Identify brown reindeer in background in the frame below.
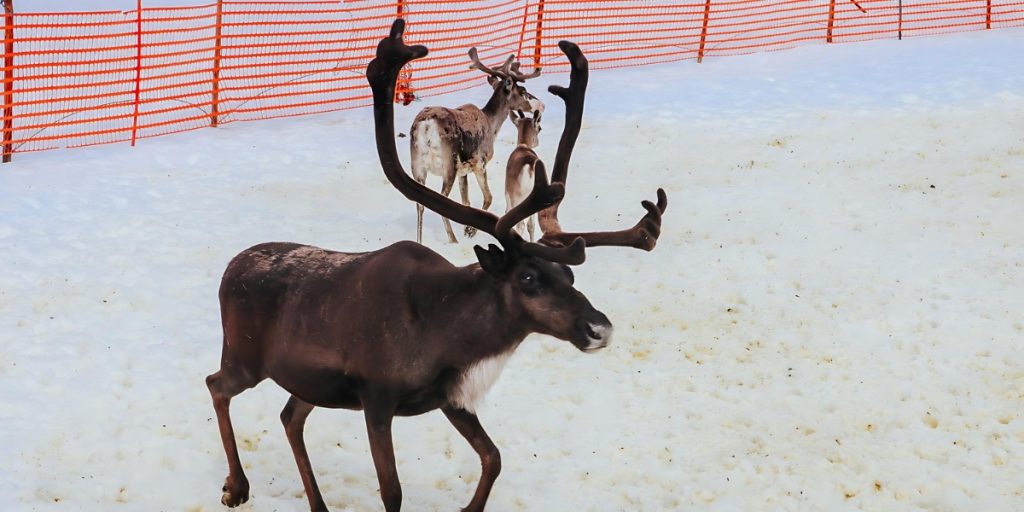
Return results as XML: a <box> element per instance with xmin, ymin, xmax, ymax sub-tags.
<box><xmin>504</xmin><ymin>109</ymin><xmax>542</xmax><ymax>241</ymax></box>
<box><xmin>206</xmin><ymin>20</ymin><xmax>667</xmax><ymax>512</ymax></box>
<box><xmin>410</xmin><ymin>48</ymin><xmax>542</xmax><ymax>244</ymax></box>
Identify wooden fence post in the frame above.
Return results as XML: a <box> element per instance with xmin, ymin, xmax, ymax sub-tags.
<box><xmin>2</xmin><ymin>0</ymin><xmax>14</xmax><ymax>162</ymax></box>
<box><xmin>130</xmin><ymin>0</ymin><xmax>143</xmax><ymax>146</ymax></box>
<box><xmin>211</xmin><ymin>0</ymin><xmax>222</xmax><ymax>126</ymax></box>
<box><xmin>697</xmin><ymin>0</ymin><xmax>711</xmax><ymax>63</ymax></box>
<box><xmin>986</xmin><ymin>0</ymin><xmax>992</xmax><ymax>29</ymax></box>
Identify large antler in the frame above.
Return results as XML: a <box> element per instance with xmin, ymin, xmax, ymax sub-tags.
<box><xmin>537</xmin><ymin>41</ymin><xmax>668</xmax><ymax>251</ymax></box>
<box><xmin>367</xmin><ymin>20</ymin><xmax>581</xmax><ymax>264</ymax></box>
<box><xmin>509</xmin><ymin>61</ymin><xmax>542</xmax><ymax>81</ymax></box>
<box><xmin>469</xmin><ymin>47</ymin><xmax>540</xmax><ymax>83</ymax></box>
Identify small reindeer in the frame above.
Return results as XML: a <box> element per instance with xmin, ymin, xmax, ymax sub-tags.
<box><xmin>505</xmin><ymin>110</ymin><xmax>542</xmax><ymax>241</ymax></box>
<box><xmin>206</xmin><ymin>20</ymin><xmax>667</xmax><ymax>512</ymax></box>
<box><xmin>410</xmin><ymin>48</ymin><xmax>542</xmax><ymax>244</ymax></box>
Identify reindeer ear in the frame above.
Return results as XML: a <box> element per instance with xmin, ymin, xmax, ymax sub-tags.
<box><xmin>487</xmin><ymin>75</ymin><xmax>500</xmax><ymax>88</ymax></box>
<box><xmin>474</xmin><ymin>244</ymin><xmax>508</xmax><ymax>276</ymax></box>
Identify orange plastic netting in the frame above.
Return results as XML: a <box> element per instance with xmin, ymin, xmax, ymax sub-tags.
<box><xmin>1</xmin><ymin>0</ymin><xmax>1021</xmax><ymax>156</ymax></box>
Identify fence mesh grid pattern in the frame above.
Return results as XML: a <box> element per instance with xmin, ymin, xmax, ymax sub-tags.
<box><xmin>2</xmin><ymin>0</ymin><xmax>1022</xmax><ymax>156</ymax></box>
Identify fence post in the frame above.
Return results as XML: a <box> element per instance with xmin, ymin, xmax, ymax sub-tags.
<box><xmin>394</xmin><ymin>0</ymin><xmax>415</xmax><ymax>105</ymax></box>
<box><xmin>697</xmin><ymin>0</ymin><xmax>711</xmax><ymax>63</ymax></box>
<box><xmin>130</xmin><ymin>0</ymin><xmax>143</xmax><ymax>146</ymax></box>
<box><xmin>515</xmin><ymin>1</ymin><xmax>530</xmax><ymax>61</ymax></box>
<box><xmin>533</xmin><ymin>0</ymin><xmax>544</xmax><ymax>69</ymax></box>
<box><xmin>826</xmin><ymin>0</ymin><xmax>836</xmax><ymax>42</ymax></box>
<box><xmin>211</xmin><ymin>0</ymin><xmax>222</xmax><ymax>127</ymax></box>
<box><xmin>2</xmin><ymin>0</ymin><xmax>13</xmax><ymax>162</ymax></box>
<box><xmin>985</xmin><ymin>0</ymin><xmax>991</xmax><ymax>28</ymax></box>
<box><xmin>897</xmin><ymin>0</ymin><xmax>903</xmax><ymax>40</ymax></box>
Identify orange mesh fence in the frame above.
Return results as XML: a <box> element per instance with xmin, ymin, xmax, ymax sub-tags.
<box><xmin>2</xmin><ymin>0</ymin><xmax>1022</xmax><ymax>158</ymax></box>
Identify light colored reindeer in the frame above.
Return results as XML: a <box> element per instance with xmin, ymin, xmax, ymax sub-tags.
<box><xmin>505</xmin><ymin>109</ymin><xmax>542</xmax><ymax>241</ymax></box>
<box><xmin>410</xmin><ymin>48</ymin><xmax>542</xmax><ymax>244</ymax></box>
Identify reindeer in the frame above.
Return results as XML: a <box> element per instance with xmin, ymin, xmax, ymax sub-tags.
<box><xmin>410</xmin><ymin>47</ymin><xmax>542</xmax><ymax>244</ymax></box>
<box><xmin>504</xmin><ymin>109</ymin><xmax>542</xmax><ymax>241</ymax></box>
<box><xmin>206</xmin><ymin>20</ymin><xmax>667</xmax><ymax>512</ymax></box>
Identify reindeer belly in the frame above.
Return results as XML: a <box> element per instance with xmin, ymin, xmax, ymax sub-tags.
<box><xmin>272</xmin><ymin>353</ymin><xmax>460</xmax><ymax>416</ymax></box>
<box><xmin>273</xmin><ymin>368</ymin><xmax>364</xmax><ymax>410</ymax></box>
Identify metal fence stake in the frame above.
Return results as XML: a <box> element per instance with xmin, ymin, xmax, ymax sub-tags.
<box><xmin>2</xmin><ymin>0</ymin><xmax>14</xmax><ymax>162</ymax></box>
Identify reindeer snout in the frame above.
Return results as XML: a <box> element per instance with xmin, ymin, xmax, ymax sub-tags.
<box><xmin>579</xmin><ymin>315</ymin><xmax>613</xmax><ymax>353</ymax></box>
<box><xmin>527</xmin><ymin>96</ymin><xmax>545</xmax><ymax>115</ymax></box>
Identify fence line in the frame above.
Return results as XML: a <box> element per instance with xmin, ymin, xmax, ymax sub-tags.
<box><xmin>1</xmin><ymin>0</ymin><xmax>1022</xmax><ymax>159</ymax></box>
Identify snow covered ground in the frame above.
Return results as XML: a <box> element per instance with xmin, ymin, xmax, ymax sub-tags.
<box><xmin>1</xmin><ymin>27</ymin><xmax>1023</xmax><ymax>512</ymax></box>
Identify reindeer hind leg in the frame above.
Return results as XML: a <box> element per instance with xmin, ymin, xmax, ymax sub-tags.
<box><xmin>411</xmin><ymin>148</ymin><xmax>428</xmax><ymax>245</ymax></box>
<box><xmin>459</xmin><ymin>174</ymin><xmax>471</xmax><ymax>207</ymax></box>
<box><xmin>206</xmin><ymin>364</ymin><xmax>260</xmax><ymax>507</ymax></box>
<box><xmin>475</xmin><ymin>166</ymin><xmax>493</xmax><ymax>212</ymax></box>
<box><xmin>440</xmin><ymin>168</ymin><xmax>459</xmax><ymax>244</ymax></box>
<box><xmin>466</xmin><ymin>165</ymin><xmax>492</xmax><ymax>238</ymax></box>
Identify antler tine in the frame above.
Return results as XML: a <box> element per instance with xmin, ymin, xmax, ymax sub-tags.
<box><xmin>509</xmin><ymin>61</ymin><xmax>542</xmax><ymax>81</ymax></box>
<box><xmin>535</xmin><ymin>41</ymin><xmax>669</xmax><ymax>251</ymax></box>
<box><xmin>537</xmin><ymin>40</ymin><xmax>588</xmax><ymax>237</ymax></box>
<box><xmin>520</xmin><ymin>236</ymin><xmax>585</xmax><ymax>264</ymax></box>
<box><xmin>498</xmin><ymin>54</ymin><xmax>515</xmax><ymax>75</ymax></box>
<box><xmin>495</xmin><ymin>162</ymin><xmax>585</xmax><ymax>265</ymax></box>
<box><xmin>467</xmin><ymin>47</ymin><xmax>511</xmax><ymax>80</ymax></box>
<box><xmin>368</xmin><ymin>20</ymin><xmax>501</xmax><ymax>240</ymax></box>
<box><xmin>539</xmin><ymin>189</ymin><xmax>668</xmax><ymax>251</ymax></box>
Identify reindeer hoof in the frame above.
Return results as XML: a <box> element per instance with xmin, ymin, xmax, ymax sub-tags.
<box><xmin>220</xmin><ymin>477</ymin><xmax>250</xmax><ymax>507</ymax></box>
<box><xmin>464</xmin><ymin>226</ymin><xmax>478</xmax><ymax>238</ymax></box>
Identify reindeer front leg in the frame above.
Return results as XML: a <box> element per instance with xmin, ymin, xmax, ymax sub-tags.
<box><xmin>442</xmin><ymin>406</ymin><xmax>501</xmax><ymax>512</ymax></box>
<box><xmin>365</xmin><ymin>398</ymin><xmax>402</xmax><ymax>511</ymax></box>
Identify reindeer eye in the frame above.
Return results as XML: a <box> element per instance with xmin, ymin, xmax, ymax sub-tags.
<box><xmin>518</xmin><ymin>270</ymin><xmax>538</xmax><ymax>287</ymax></box>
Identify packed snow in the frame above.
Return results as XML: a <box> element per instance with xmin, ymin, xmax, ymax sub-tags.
<box><xmin>1</xmin><ymin>27</ymin><xmax>1022</xmax><ymax>512</ymax></box>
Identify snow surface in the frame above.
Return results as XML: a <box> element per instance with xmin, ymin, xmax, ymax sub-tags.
<box><xmin>1</xmin><ymin>28</ymin><xmax>1023</xmax><ymax>512</ymax></box>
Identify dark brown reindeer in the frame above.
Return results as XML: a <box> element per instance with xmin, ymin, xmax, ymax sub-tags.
<box><xmin>206</xmin><ymin>19</ymin><xmax>667</xmax><ymax>512</ymax></box>
<box><xmin>504</xmin><ymin>109</ymin><xmax>542</xmax><ymax>241</ymax></box>
<box><xmin>410</xmin><ymin>47</ymin><xmax>542</xmax><ymax>244</ymax></box>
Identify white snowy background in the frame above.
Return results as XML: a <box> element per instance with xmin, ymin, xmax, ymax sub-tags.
<box><xmin>0</xmin><ymin>13</ymin><xmax>1022</xmax><ymax>512</ymax></box>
